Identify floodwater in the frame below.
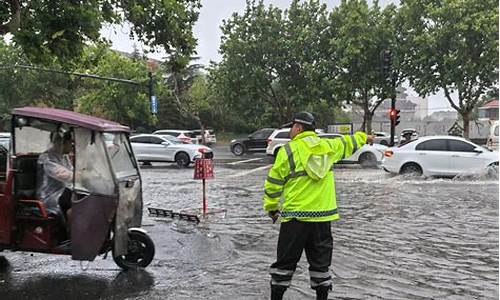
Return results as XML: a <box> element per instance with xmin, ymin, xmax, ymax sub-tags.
<box><xmin>139</xmin><ymin>164</ymin><xmax>499</xmax><ymax>299</ymax></box>
<box><xmin>0</xmin><ymin>161</ymin><xmax>498</xmax><ymax>300</ymax></box>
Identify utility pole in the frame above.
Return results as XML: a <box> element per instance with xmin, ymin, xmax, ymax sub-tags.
<box><xmin>390</xmin><ymin>72</ymin><xmax>397</xmax><ymax>146</ymax></box>
<box><xmin>382</xmin><ymin>49</ymin><xmax>397</xmax><ymax>146</ymax></box>
<box><xmin>148</xmin><ymin>71</ymin><xmax>157</xmax><ymax>115</ymax></box>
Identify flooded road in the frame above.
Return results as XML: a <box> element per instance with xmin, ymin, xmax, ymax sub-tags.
<box><xmin>0</xmin><ymin>157</ymin><xmax>498</xmax><ymax>299</ymax></box>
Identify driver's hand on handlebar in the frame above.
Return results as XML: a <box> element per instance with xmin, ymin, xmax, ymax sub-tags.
<box><xmin>268</xmin><ymin>210</ymin><xmax>280</xmax><ymax>223</ymax></box>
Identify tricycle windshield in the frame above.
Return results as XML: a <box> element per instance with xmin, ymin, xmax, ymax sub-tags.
<box><xmin>14</xmin><ymin>119</ymin><xmax>54</xmax><ymax>154</ymax></box>
<box><xmin>103</xmin><ymin>133</ymin><xmax>138</xmax><ymax>179</ymax></box>
<box><xmin>74</xmin><ymin>128</ymin><xmax>114</xmax><ymax>195</ymax></box>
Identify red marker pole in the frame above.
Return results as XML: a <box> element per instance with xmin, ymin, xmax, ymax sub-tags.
<box><xmin>194</xmin><ymin>151</ymin><xmax>214</xmax><ymax>217</ymax></box>
<box><xmin>202</xmin><ymin>178</ymin><xmax>207</xmax><ymax>215</ymax></box>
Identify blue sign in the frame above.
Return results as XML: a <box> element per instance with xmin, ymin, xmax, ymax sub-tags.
<box><xmin>151</xmin><ymin>95</ymin><xmax>158</xmax><ymax>114</ymax></box>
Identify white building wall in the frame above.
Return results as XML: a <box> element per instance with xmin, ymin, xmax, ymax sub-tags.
<box><xmin>407</xmin><ymin>95</ymin><xmax>428</xmax><ymax>120</ymax></box>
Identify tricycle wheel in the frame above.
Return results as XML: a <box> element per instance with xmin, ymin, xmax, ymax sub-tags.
<box><xmin>113</xmin><ymin>230</ymin><xmax>155</xmax><ymax>270</ymax></box>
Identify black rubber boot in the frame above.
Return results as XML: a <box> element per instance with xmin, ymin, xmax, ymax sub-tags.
<box><xmin>271</xmin><ymin>285</ymin><xmax>286</xmax><ymax>300</ymax></box>
<box><xmin>315</xmin><ymin>286</ymin><xmax>330</xmax><ymax>300</ymax></box>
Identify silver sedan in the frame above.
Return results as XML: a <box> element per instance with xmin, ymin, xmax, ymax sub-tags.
<box><xmin>130</xmin><ymin>134</ymin><xmax>213</xmax><ymax>167</ymax></box>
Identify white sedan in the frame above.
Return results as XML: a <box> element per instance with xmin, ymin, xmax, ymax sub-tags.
<box><xmin>130</xmin><ymin>134</ymin><xmax>212</xmax><ymax>167</ymax></box>
<box><xmin>382</xmin><ymin>135</ymin><xmax>499</xmax><ymax>176</ymax></box>
<box><xmin>318</xmin><ymin>133</ymin><xmax>387</xmax><ymax>167</ymax></box>
<box><xmin>265</xmin><ymin>130</ymin><xmax>386</xmax><ymax>168</ymax></box>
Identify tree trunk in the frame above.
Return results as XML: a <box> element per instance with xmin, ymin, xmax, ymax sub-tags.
<box><xmin>365</xmin><ymin>113</ymin><xmax>373</xmax><ymax>134</ymax></box>
<box><xmin>462</xmin><ymin>111</ymin><xmax>470</xmax><ymax>139</ymax></box>
<box><xmin>360</xmin><ymin>118</ymin><xmax>366</xmax><ymax>132</ymax></box>
<box><xmin>200</xmin><ymin>123</ymin><xmax>206</xmax><ymax>145</ymax></box>
<box><xmin>362</xmin><ymin>98</ymin><xmax>372</xmax><ymax>133</ymax></box>
<box><xmin>194</xmin><ymin>115</ymin><xmax>205</xmax><ymax>144</ymax></box>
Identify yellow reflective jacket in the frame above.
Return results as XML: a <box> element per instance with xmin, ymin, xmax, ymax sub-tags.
<box><xmin>263</xmin><ymin>131</ymin><xmax>367</xmax><ymax>222</ymax></box>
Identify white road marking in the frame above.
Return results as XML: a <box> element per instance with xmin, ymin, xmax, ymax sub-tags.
<box><xmin>227</xmin><ymin>164</ymin><xmax>272</xmax><ymax>178</ymax></box>
<box><xmin>228</xmin><ymin>158</ymin><xmax>263</xmax><ymax>165</ymax></box>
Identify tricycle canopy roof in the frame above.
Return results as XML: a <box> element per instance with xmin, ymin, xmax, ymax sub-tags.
<box><xmin>12</xmin><ymin>107</ymin><xmax>130</xmax><ymax>133</ymax></box>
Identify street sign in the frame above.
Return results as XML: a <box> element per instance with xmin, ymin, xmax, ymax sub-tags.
<box><xmin>151</xmin><ymin>95</ymin><xmax>158</xmax><ymax>114</ymax></box>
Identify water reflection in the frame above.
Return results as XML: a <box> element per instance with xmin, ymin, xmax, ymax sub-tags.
<box><xmin>0</xmin><ymin>268</ymin><xmax>154</xmax><ymax>300</ymax></box>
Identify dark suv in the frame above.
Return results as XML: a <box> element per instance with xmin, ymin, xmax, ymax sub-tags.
<box><xmin>230</xmin><ymin>128</ymin><xmax>276</xmax><ymax>156</ymax></box>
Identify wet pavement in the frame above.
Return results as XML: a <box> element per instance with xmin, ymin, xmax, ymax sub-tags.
<box><xmin>0</xmin><ymin>149</ymin><xmax>498</xmax><ymax>299</ymax></box>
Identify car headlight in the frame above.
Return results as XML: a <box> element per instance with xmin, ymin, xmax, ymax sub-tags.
<box><xmin>230</xmin><ymin>139</ymin><xmax>236</xmax><ymax>143</ymax></box>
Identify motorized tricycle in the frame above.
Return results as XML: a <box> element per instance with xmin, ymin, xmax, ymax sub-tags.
<box><xmin>0</xmin><ymin>107</ymin><xmax>155</xmax><ymax>269</ymax></box>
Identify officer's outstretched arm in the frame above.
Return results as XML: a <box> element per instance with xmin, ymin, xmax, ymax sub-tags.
<box><xmin>263</xmin><ymin>147</ymin><xmax>288</xmax><ymax>213</ymax></box>
<box><xmin>324</xmin><ymin>132</ymin><xmax>368</xmax><ymax>164</ymax></box>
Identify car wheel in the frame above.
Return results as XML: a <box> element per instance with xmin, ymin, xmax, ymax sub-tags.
<box><xmin>380</xmin><ymin>140</ymin><xmax>388</xmax><ymax>146</ymax></box>
<box><xmin>487</xmin><ymin>162</ymin><xmax>499</xmax><ymax>176</ymax></box>
<box><xmin>113</xmin><ymin>230</ymin><xmax>155</xmax><ymax>270</ymax></box>
<box><xmin>175</xmin><ymin>152</ymin><xmax>190</xmax><ymax>167</ymax></box>
<box><xmin>231</xmin><ymin>144</ymin><xmax>245</xmax><ymax>156</ymax></box>
<box><xmin>358</xmin><ymin>152</ymin><xmax>377</xmax><ymax>168</ymax></box>
<box><xmin>400</xmin><ymin>163</ymin><xmax>423</xmax><ymax>176</ymax></box>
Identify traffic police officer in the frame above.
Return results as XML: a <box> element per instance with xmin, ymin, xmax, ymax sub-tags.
<box><xmin>263</xmin><ymin>112</ymin><xmax>373</xmax><ymax>300</ymax></box>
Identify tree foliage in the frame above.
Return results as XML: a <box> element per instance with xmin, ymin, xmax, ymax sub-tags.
<box><xmin>0</xmin><ymin>41</ymin><xmax>166</xmax><ymax>131</ymax></box>
<box><xmin>398</xmin><ymin>0</ymin><xmax>498</xmax><ymax>137</ymax></box>
<box><xmin>0</xmin><ymin>0</ymin><xmax>200</xmax><ymax>65</ymax></box>
<box><xmin>329</xmin><ymin>0</ymin><xmax>399</xmax><ymax>133</ymax></box>
<box><xmin>74</xmin><ymin>45</ymin><xmax>161</xmax><ymax>130</ymax></box>
<box><xmin>214</xmin><ymin>0</ymin><xmax>336</xmax><ymax>127</ymax></box>
<box><xmin>0</xmin><ymin>40</ymin><xmax>75</xmax><ymax>129</ymax></box>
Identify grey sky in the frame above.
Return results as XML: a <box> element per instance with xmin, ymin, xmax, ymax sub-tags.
<box><xmin>102</xmin><ymin>0</ymin><xmax>454</xmax><ymax>114</ymax></box>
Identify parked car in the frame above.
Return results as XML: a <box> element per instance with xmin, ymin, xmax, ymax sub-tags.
<box><xmin>487</xmin><ymin>120</ymin><xmax>499</xmax><ymax>151</ymax></box>
<box><xmin>0</xmin><ymin>132</ymin><xmax>10</xmax><ymax>150</ymax></box>
<box><xmin>372</xmin><ymin>131</ymin><xmax>392</xmax><ymax>146</ymax></box>
<box><xmin>266</xmin><ymin>128</ymin><xmax>292</xmax><ymax>157</ymax></box>
<box><xmin>152</xmin><ymin>129</ymin><xmax>197</xmax><ymax>144</ymax></box>
<box><xmin>193</xmin><ymin>129</ymin><xmax>217</xmax><ymax>145</ymax></box>
<box><xmin>382</xmin><ymin>136</ymin><xmax>499</xmax><ymax>176</ymax></box>
<box><xmin>398</xmin><ymin>128</ymin><xmax>419</xmax><ymax>146</ymax></box>
<box><xmin>266</xmin><ymin>128</ymin><xmax>326</xmax><ymax>157</ymax></box>
<box><xmin>230</xmin><ymin>128</ymin><xmax>276</xmax><ymax>156</ymax></box>
<box><xmin>160</xmin><ymin>134</ymin><xmax>189</xmax><ymax>144</ymax></box>
<box><xmin>318</xmin><ymin>133</ymin><xmax>387</xmax><ymax>167</ymax></box>
<box><xmin>130</xmin><ymin>134</ymin><xmax>212</xmax><ymax>167</ymax></box>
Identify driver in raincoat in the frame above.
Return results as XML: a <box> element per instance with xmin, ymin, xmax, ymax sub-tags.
<box><xmin>37</xmin><ymin>131</ymin><xmax>74</xmax><ymax>232</ymax></box>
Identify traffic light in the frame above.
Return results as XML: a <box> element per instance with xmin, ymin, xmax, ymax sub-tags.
<box><xmin>390</xmin><ymin>109</ymin><xmax>400</xmax><ymax>126</ymax></box>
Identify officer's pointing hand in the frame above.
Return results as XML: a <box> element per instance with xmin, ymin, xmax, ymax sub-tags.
<box><xmin>366</xmin><ymin>135</ymin><xmax>375</xmax><ymax>145</ymax></box>
<box><xmin>269</xmin><ymin>210</ymin><xmax>280</xmax><ymax>223</ymax></box>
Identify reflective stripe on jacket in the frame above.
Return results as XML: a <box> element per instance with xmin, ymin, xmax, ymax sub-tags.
<box><xmin>263</xmin><ymin>131</ymin><xmax>367</xmax><ymax>222</ymax></box>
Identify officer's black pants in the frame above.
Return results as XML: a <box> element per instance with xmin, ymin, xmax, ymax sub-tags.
<box><xmin>270</xmin><ymin>219</ymin><xmax>333</xmax><ymax>292</ymax></box>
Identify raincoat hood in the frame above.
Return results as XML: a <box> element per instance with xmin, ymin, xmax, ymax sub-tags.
<box><xmin>294</xmin><ymin>131</ymin><xmax>335</xmax><ymax>180</ymax></box>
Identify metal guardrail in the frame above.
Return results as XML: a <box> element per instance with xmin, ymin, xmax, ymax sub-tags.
<box><xmin>148</xmin><ymin>207</ymin><xmax>200</xmax><ymax>223</ymax></box>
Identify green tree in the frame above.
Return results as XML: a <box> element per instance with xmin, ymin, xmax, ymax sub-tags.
<box><xmin>329</xmin><ymin>0</ymin><xmax>399</xmax><ymax>133</ymax></box>
<box><xmin>398</xmin><ymin>0</ymin><xmax>498</xmax><ymax>138</ymax></box>
<box><xmin>0</xmin><ymin>0</ymin><xmax>200</xmax><ymax>65</ymax></box>
<box><xmin>0</xmin><ymin>40</ymin><xmax>76</xmax><ymax>129</ymax></box>
<box><xmin>74</xmin><ymin>45</ymin><xmax>161</xmax><ymax>130</ymax></box>
<box><xmin>185</xmin><ymin>75</ymin><xmax>216</xmax><ymax>143</ymax></box>
<box><xmin>214</xmin><ymin>0</ymin><xmax>335</xmax><ymax>125</ymax></box>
